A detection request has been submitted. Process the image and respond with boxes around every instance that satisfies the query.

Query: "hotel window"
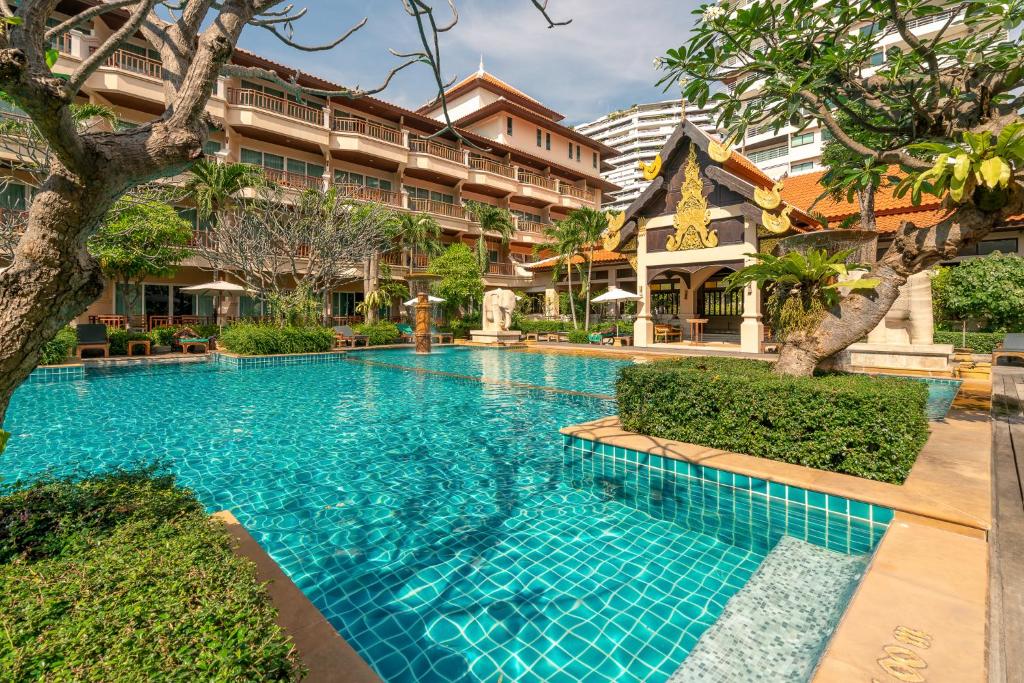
[575,145,581,162]
[545,132,551,150]
[404,186,454,204]
[960,239,1019,257]
[593,152,598,168]
[791,161,815,173]
[568,142,573,159]
[203,140,223,156]
[0,182,26,210]
[791,132,814,147]
[262,153,284,171]
[537,128,542,147]
[506,117,513,135]
[868,52,884,66]
[287,159,324,178]
[240,147,264,166]
[859,21,881,37]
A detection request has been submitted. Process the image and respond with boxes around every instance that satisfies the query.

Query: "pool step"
[667,535,868,683]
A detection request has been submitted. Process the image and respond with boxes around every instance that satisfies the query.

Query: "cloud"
[237,0,703,123]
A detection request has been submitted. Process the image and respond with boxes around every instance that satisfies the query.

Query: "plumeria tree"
[660,0,1024,375]
[0,0,572,435]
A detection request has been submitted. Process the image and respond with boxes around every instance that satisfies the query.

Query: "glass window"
[379,179,392,191]
[575,145,581,162]
[545,133,551,150]
[405,186,430,200]
[791,132,815,147]
[593,152,598,168]
[869,52,884,66]
[114,283,144,316]
[331,291,364,316]
[0,182,25,210]
[176,207,197,228]
[307,163,324,178]
[240,148,263,165]
[287,158,307,175]
[506,117,513,135]
[568,142,573,159]
[536,128,542,147]
[488,249,499,263]
[239,296,265,318]
[791,161,815,173]
[262,153,284,170]
[203,140,223,155]
[430,191,454,204]
[859,21,881,37]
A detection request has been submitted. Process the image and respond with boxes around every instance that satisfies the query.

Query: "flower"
[652,56,665,69]
[702,5,726,22]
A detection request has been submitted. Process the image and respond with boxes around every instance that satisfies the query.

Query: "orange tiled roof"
[448,70,545,108]
[525,248,625,271]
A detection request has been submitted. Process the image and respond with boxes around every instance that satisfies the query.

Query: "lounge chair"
[396,323,415,343]
[430,326,453,344]
[75,324,109,359]
[334,325,369,348]
[654,324,682,343]
[588,330,615,345]
[173,328,211,354]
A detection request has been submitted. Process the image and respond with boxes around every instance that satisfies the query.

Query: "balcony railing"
[408,197,465,219]
[486,262,518,276]
[559,183,596,202]
[227,88,324,126]
[408,252,431,270]
[105,49,162,79]
[468,155,516,179]
[409,138,463,164]
[746,145,789,164]
[517,170,558,191]
[379,251,405,266]
[517,220,548,234]
[332,117,402,145]
[334,183,401,206]
[263,168,323,190]
[52,32,73,56]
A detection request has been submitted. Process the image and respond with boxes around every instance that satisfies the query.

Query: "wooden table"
[687,318,709,343]
[180,340,209,354]
[126,339,151,356]
[612,335,633,347]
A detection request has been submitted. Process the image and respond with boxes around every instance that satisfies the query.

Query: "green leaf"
[45,48,58,70]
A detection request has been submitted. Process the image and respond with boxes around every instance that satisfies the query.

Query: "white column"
[633,226,653,346]
[740,218,763,353]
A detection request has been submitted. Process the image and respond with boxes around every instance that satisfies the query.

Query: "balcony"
[334,183,402,207]
[515,170,561,206]
[331,116,408,166]
[486,262,519,276]
[466,154,518,195]
[517,220,548,235]
[104,49,162,79]
[263,168,323,191]
[53,32,73,57]
[407,197,466,221]
[406,137,468,182]
[558,183,597,208]
[227,88,324,126]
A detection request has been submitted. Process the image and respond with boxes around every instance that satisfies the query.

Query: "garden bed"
[0,469,304,681]
[616,357,930,484]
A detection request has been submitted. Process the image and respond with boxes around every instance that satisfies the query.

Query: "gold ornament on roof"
[666,143,718,251]
[708,136,732,163]
[627,254,639,271]
[638,154,662,180]
[762,205,794,234]
[602,211,626,251]
[754,181,784,211]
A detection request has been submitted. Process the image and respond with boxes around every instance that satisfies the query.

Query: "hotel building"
[0,9,617,327]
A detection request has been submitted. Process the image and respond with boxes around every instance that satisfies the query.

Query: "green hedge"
[934,330,1006,354]
[616,357,929,484]
[354,321,400,346]
[0,469,304,680]
[443,314,481,340]
[218,323,333,355]
[38,327,77,365]
[107,327,151,356]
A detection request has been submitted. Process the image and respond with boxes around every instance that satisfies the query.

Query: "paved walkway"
[990,366,1024,683]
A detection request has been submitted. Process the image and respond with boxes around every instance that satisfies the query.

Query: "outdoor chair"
[173,328,210,354]
[653,324,682,343]
[75,324,109,359]
[430,326,454,344]
[588,331,615,345]
[396,323,415,343]
[334,325,369,348]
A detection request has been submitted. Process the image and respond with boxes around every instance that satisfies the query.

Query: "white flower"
[703,5,726,22]
[652,56,665,69]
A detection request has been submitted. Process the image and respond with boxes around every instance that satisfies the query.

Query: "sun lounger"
[396,323,415,343]
[430,326,453,344]
[75,324,109,359]
[334,325,369,348]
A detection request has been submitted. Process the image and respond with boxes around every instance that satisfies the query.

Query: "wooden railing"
[332,117,402,145]
[189,231,218,249]
[379,251,405,266]
[559,183,596,202]
[486,262,518,276]
[408,252,431,270]
[517,220,548,234]
[105,49,162,79]
[226,88,324,126]
[334,183,401,206]
[407,198,465,219]
[263,168,323,190]
[468,155,515,178]
[517,170,558,191]
[409,138,463,164]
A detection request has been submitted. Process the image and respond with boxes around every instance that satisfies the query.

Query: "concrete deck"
[989,366,1024,683]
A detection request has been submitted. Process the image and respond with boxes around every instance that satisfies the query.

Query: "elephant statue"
[483,288,516,332]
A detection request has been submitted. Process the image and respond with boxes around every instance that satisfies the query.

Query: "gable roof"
[418,69,564,122]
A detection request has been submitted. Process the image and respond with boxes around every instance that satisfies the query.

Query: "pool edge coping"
[213,511,382,683]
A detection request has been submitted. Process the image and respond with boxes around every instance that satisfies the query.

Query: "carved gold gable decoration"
[638,154,662,180]
[666,143,718,251]
[762,205,794,234]
[708,136,732,163]
[602,211,626,251]
[754,181,784,210]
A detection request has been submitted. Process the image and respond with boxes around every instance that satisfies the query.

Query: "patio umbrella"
[180,280,253,329]
[591,287,640,336]
[402,295,446,306]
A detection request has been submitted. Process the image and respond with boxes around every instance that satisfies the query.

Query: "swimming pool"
[2,348,885,682]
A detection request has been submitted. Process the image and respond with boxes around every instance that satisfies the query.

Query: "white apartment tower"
[576,100,719,212]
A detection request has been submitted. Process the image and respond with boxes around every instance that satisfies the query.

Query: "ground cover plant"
[218,323,333,356]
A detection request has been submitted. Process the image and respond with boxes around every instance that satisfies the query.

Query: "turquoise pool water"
[1,349,883,682]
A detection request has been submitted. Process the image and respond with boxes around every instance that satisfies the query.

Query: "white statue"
[867,270,936,346]
[483,288,516,332]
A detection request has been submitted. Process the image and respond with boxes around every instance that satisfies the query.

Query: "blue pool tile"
[849,499,871,521]
[734,474,750,490]
[827,495,849,515]
[871,505,894,524]
[786,487,807,504]
[768,481,787,500]
[807,490,827,509]
[749,477,767,494]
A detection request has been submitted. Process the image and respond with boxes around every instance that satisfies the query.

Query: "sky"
[237,0,705,125]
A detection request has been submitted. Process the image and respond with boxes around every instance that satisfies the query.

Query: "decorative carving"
[754,180,784,210]
[708,136,732,163]
[627,254,638,271]
[638,154,662,180]
[762,205,794,234]
[637,216,648,237]
[482,288,516,331]
[666,143,718,251]
[602,211,626,251]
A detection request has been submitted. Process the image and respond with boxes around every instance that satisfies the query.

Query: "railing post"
[401,129,410,148]
[321,106,331,130]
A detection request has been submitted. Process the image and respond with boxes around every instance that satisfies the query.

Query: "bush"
[354,321,400,346]
[0,469,304,680]
[616,357,929,484]
[106,327,150,356]
[148,325,178,347]
[516,319,569,334]
[567,329,591,344]
[218,323,333,355]
[933,330,1006,354]
[38,327,77,365]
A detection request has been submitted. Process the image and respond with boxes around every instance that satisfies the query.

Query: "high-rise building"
[576,100,719,212]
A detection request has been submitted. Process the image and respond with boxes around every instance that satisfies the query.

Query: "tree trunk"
[566,262,577,329]
[584,249,594,330]
[773,198,1021,376]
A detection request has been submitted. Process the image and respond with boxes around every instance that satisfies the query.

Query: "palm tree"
[563,207,609,329]
[464,200,516,273]
[396,211,444,267]
[181,159,264,229]
[540,218,585,329]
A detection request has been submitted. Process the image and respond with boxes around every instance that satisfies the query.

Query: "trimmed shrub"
[516,319,569,334]
[148,325,179,347]
[934,330,1005,354]
[0,469,304,680]
[567,329,591,344]
[218,323,333,355]
[38,327,77,365]
[616,357,929,484]
[106,327,150,356]
[444,314,481,340]
[355,321,400,346]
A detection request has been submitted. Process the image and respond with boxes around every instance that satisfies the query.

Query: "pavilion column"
[633,226,653,347]
[740,218,763,353]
